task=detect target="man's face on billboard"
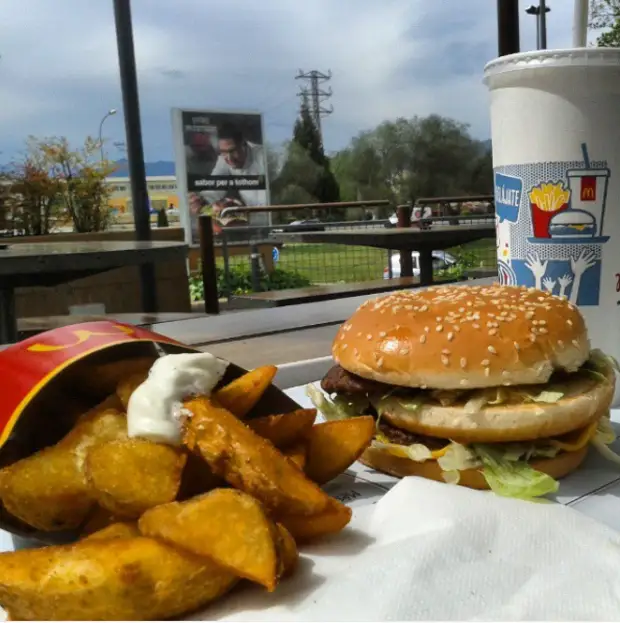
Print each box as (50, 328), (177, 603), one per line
(219, 138), (246, 169)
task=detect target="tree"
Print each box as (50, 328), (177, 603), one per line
(278, 95), (340, 207)
(331, 115), (492, 208)
(33, 136), (115, 233)
(5, 142), (63, 236)
(590, 0), (620, 46)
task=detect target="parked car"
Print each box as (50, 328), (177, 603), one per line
(383, 250), (458, 279)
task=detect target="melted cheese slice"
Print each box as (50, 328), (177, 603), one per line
(380, 419), (600, 461)
(550, 418), (600, 452)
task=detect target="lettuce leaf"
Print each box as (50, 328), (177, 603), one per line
(472, 444), (559, 500)
(306, 385), (369, 421)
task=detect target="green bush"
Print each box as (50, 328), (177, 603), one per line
(189, 265), (312, 301)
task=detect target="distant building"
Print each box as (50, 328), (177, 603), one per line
(104, 160), (178, 217)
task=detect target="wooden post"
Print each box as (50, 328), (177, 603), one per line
(198, 215), (220, 315)
(418, 248), (434, 286)
(397, 204), (414, 279)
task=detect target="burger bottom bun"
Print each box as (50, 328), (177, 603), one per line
(359, 444), (589, 490)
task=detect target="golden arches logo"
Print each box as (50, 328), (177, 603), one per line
(581, 186), (595, 200)
(26, 324), (135, 353)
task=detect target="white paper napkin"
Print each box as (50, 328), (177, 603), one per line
(203, 477), (620, 621)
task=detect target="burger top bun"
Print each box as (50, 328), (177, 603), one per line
(333, 284), (590, 390)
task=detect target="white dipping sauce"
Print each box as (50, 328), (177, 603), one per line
(127, 352), (228, 445)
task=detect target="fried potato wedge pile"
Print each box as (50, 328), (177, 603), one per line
(0, 362), (374, 620)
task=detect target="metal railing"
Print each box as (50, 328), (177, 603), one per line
(195, 196), (498, 313)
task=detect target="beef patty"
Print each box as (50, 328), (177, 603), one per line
(320, 365), (387, 395)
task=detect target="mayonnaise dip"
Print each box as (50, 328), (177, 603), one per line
(127, 352), (228, 445)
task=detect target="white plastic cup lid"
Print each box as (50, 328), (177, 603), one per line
(484, 47), (620, 85)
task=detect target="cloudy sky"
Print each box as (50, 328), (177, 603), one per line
(0, 0), (598, 163)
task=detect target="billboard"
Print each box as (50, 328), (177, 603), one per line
(171, 108), (270, 244)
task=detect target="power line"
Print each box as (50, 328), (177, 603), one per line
(295, 69), (333, 144)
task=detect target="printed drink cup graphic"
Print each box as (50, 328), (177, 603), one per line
(566, 168), (610, 237)
(529, 182), (570, 239)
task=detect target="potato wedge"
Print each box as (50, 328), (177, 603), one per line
(183, 397), (330, 516)
(213, 365), (277, 418)
(116, 371), (148, 410)
(177, 451), (225, 500)
(284, 442), (307, 471)
(275, 523), (298, 578)
(83, 521), (140, 541)
(139, 488), (279, 591)
(305, 416), (375, 485)
(80, 506), (123, 536)
(278, 498), (352, 543)
(0, 404), (127, 531)
(247, 409), (317, 448)
(74, 357), (155, 397)
(0, 536), (237, 621)
(85, 438), (186, 518)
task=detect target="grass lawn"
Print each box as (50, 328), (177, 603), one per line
(222, 238), (497, 285)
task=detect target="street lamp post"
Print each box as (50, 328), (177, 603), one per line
(526, 2), (551, 50)
(98, 108), (117, 163)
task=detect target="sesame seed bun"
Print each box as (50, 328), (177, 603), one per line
(333, 285), (590, 390)
(359, 443), (589, 489)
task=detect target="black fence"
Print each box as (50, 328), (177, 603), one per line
(193, 213), (498, 309)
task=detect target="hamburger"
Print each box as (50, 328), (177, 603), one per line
(309, 284), (619, 499)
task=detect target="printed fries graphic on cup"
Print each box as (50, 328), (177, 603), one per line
(529, 182), (571, 238)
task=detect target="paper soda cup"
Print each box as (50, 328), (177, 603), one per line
(484, 48), (620, 402)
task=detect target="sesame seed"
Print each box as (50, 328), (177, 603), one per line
(441, 355), (450, 366)
(529, 333), (536, 343)
(514, 341), (520, 351)
(502, 370), (510, 377)
(488, 345), (497, 354)
(489, 329), (498, 336)
(454, 325), (461, 332)
(558, 340), (564, 347)
(357, 332), (362, 337)
(419, 334), (426, 344)
(421, 384), (428, 390)
(467, 302), (473, 307)
(525, 311), (534, 319)
(379, 331), (387, 338)
(442, 348), (451, 355)
(400, 347), (410, 355)
(532, 320), (538, 326)
(567, 319), (573, 326)
(436, 325), (443, 332)
(458, 307), (465, 313)
(459, 379), (469, 386)
(353, 348), (359, 356)
(484, 367), (490, 377)
(481, 359), (490, 366)
(572, 339), (580, 348)
(460, 357), (467, 369)
(341, 344), (348, 350)
(473, 323), (480, 329)
(538, 327), (548, 334)
(539, 319), (546, 325)
(366, 334), (373, 340)
(424, 326), (430, 333)
(377, 357), (384, 367)
(436, 316), (442, 322)
(447, 332), (454, 341)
